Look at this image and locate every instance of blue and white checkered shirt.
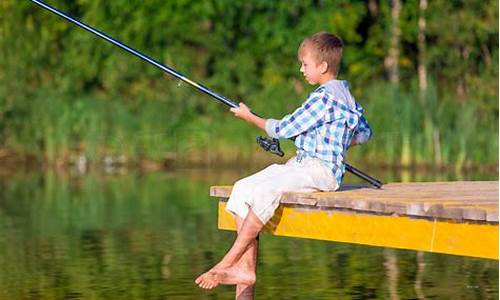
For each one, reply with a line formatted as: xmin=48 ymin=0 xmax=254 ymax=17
xmin=265 ymin=79 xmax=372 ymax=186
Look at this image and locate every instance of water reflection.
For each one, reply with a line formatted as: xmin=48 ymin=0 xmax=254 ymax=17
xmin=0 ymin=168 xmax=497 ymax=299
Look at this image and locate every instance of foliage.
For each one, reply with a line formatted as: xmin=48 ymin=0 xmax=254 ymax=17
xmin=0 ymin=0 xmax=497 ymax=167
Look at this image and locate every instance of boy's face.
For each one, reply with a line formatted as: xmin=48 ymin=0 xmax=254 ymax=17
xmin=299 ymin=47 xmax=328 ymax=85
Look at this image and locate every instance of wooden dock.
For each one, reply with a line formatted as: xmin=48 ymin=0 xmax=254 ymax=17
xmin=210 ymin=181 xmax=499 ymax=260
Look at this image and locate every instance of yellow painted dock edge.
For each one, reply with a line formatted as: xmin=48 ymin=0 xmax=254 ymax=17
xmin=217 ymin=201 xmax=498 ymax=260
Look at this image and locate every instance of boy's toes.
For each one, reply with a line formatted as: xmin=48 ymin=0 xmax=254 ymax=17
xmin=195 ymin=276 xmax=205 ymax=287
xmin=200 ymin=280 xmax=207 ymax=289
xmin=195 ymin=273 xmax=208 ymax=286
xmin=195 ymin=272 xmax=219 ymax=289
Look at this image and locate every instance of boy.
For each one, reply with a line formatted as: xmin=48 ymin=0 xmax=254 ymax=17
xmin=195 ymin=32 xmax=372 ymax=298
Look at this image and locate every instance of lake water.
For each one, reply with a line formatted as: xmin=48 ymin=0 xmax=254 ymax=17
xmin=0 ymin=167 xmax=497 ymax=299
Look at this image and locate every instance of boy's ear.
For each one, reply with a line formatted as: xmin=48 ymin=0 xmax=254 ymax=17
xmin=319 ymin=61 xmax=329 ymax=74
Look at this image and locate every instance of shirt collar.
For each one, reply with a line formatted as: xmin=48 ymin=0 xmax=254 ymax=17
xmin=321 ymin=79 xmax=349 ymax=89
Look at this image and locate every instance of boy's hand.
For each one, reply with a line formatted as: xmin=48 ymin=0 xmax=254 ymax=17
xmin=230 ymin=102 xmax=267 ymax=131
xmin=230 ymin=102 xmax=253 ymax=122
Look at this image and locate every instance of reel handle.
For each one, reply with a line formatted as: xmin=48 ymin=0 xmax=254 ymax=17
xmin=256 ymin=136 xmax=284 ymax=157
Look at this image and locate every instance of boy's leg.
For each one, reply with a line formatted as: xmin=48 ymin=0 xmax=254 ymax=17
xmin=195 ymin=209 xmax=264 ymax=289
xmin=213 ymin=209 xmax=263 ymax=269
xmin=195 ymin=165 xmax=282 ymax=290
xmin=226 ymin=163 xmax=286 ymax=218
xmin=209 ymin=215 xmax=259 ymax=288
xmin=196 ymin=157 xmax=336 ymax=290
xmin=234 ymin=215 xmax=258 ymax=299
xmin=213 ymin=158 xmax=335 ymax=276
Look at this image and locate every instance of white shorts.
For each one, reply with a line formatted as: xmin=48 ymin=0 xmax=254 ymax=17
xmin=225 ymin=156 xmax=339 ymax=224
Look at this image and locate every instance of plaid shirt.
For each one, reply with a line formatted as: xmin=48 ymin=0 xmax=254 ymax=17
xmin=265 ymin=80 xmax=372 ymax=185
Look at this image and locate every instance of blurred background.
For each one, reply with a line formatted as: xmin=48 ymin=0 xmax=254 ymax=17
xmin=0 ymin=0 xmax=498 ymax=171
xmin=0 ymin=1 xmax=498 ymax=299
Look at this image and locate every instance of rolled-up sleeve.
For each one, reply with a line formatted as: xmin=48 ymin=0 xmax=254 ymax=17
xmin=265 ymin=90 xmax=328 ymax=139
xmin=265 ymin=119 xmax=280 ymax=138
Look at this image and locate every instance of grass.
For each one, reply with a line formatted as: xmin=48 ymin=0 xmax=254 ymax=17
xmin=0 ymin=80 xmax=497 ymax=170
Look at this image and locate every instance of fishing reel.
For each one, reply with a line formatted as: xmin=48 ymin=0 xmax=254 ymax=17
xmin=256 ymin=136 xmax=284 ymax=157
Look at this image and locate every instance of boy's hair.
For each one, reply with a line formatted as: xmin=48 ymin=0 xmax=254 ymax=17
xmin=298 ymin=32 xmax=343 ymax=76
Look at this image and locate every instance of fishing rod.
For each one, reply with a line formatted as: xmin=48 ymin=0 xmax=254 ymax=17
xmin=29 ymin=0 xmax=383 ymax=189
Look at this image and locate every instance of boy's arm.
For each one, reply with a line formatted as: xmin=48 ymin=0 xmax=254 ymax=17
xmin=350 ymin=115 xmax=372 ymax=146
xmin=264 ymin=89 xmax=331 ymax=139
xmin=232 ymin=98 xmax=372 ymax=146
xmin=231 ymin=89 xmax=330 ymax=138
xmin=230 ymin=102 xmax=267 ymax=131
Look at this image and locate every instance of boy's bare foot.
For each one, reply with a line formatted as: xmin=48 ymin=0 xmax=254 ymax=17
xmin=212 ymin=265 xmax=256 ymax=286
xmin=195 ymin=260 xmax=232 ymax=289
xmin=195 ymin=271 xmax=219 ymax=289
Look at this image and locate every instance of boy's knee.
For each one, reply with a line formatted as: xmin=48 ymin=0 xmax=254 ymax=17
xmin=232 ymin=180 xmax=253 ymax=196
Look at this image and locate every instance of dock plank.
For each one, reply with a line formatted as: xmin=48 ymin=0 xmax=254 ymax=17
xmin=210 ymin=181 xmax=498 ymax=222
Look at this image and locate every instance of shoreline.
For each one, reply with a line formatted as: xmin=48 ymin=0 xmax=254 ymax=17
xmin=0 ymin=148 xmax=497 ymax=176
